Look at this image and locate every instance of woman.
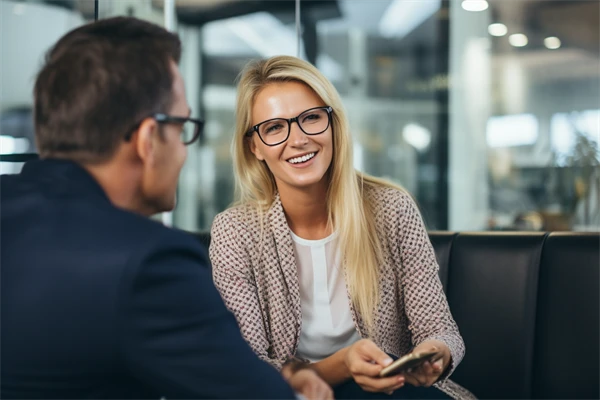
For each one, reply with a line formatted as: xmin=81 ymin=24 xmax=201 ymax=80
xmin=210 ymin=55 xmax=474 ymax=399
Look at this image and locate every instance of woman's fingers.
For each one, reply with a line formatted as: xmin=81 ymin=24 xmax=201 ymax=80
xmin=431 ymin=357 xmax=444 ymax=372
xmin=405 ymin=367 xmax=438 ymax=387
xmin=354 ymin=374 xmax=405 ymax=392
xmin=402 ymin=372 xmax=423 ymax=387
xmin=349 ymin=361 xmax=384 ymax=377
xmin=420 ymin=361 xmax=434 ymax=376
xmin=346 ymin=339 xmax=393 ymax=377
xmin=402 ymin=354 xmax=445 ymax=388
xmin=289 ymin=369 xmax=334 ymax=400
xmin=354 ymin=340 xmax=394 ymax=367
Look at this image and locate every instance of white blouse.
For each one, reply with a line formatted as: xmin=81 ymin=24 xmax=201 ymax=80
xmin=290 ymin=230 xmax=361 ymax=362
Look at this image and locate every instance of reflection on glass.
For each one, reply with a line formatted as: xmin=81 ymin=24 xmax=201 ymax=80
xmin=551 ymin=110 xmax=600 ymax=165
xmin=486 ymin=114 xmax=538 ymax=148
xmin=454 ymin=0 xmax=599 ymax=232
xmin=1 ymin=0 xmax=88 ymax=174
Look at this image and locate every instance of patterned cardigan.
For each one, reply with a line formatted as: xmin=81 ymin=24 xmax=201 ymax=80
xmin=209 ymin=185 xmax=475 ymax=399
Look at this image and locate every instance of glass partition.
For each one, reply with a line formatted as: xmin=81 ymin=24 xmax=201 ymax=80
xmin=2 ymin=0 xmax=598 ymax=232
xmin=449 ymin=0 xmax=599 ymax=231
xmin=0 ymin=0 xmax=89 ymax=174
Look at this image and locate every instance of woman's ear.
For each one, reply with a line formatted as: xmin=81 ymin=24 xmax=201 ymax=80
xmin=248 ymin=136 xmax=265 ymax=161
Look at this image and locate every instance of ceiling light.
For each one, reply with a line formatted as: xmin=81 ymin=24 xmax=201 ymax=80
xmin=488 ymin=23 xmax=507 ymax=37
xmin=544 ymin=36 xmax=561 ymax=50
xmin=509 ymin=33 xmax=528 ymax=47
xmin=379 ymin=0 xmax=441 ymax=38
xmin=461 ymin=0 xmax=488 ymax=12
xmin=402 ymin=124 xmax=431 ymax=152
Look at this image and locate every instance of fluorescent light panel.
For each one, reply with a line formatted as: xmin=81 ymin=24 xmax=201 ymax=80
xmin=486 ymin=114 xmax=538 ymax=148
xmin=379 ymin=0 xmax=441 ymax=39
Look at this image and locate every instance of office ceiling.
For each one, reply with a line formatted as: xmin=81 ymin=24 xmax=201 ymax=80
xmin=42 ymin=0 xmax=599 ymax=57
xmin=40 ymin=0 xmax=598 ymax=87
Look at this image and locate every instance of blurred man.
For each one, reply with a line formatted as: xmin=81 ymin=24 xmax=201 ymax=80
xmin=0 ymin=16 xmax=331 ymax=400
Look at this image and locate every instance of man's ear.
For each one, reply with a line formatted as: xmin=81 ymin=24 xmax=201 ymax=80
xmin=249 ymin=137 xmax=265 ymax=161
xmin=134 ymin=118 xmax=159 ymax=165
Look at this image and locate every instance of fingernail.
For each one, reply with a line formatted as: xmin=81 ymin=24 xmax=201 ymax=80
xmin=383 ymin=357 xmax=393 ymax=366
xmin=398 ymin=376 xmax=404 ymax=382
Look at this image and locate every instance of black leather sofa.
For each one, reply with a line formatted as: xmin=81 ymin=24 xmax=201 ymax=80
xmin=193 ymin=231 xmax=599 ymax=399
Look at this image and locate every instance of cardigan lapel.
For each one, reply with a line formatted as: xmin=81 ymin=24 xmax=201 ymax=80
xmin=267 ymin=194 xmax=302 ymax=347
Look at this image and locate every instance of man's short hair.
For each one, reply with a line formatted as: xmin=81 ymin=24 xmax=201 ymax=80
xmin=34 ymin=16 xmax=181 ymax=163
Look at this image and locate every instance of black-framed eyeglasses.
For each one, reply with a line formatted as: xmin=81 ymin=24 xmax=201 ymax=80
xmin=125 ymin=113 xmax=205 ymax=145
xmin=246 ymin=106 xmax=333 ymax=146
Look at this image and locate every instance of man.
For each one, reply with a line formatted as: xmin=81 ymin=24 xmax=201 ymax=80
xmin=0 ymin=17 xmax=331 ymax=400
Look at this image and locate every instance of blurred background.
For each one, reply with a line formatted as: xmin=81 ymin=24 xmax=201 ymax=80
xmin=1 ymin=0 xmax=599 ymax=232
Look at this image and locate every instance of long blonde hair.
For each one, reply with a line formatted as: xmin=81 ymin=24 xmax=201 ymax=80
xmin=232 ymin=55 xmax=401 ymax=330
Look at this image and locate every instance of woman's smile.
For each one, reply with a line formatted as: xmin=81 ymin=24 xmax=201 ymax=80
xmin=286 ymin=151 xmax=318 ymax=167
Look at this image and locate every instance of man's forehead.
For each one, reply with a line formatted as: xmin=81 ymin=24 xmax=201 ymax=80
xmin=169 ymin=62 xmax=187 ymax=103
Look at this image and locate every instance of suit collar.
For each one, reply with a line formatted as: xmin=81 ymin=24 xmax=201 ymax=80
xmin=20 ymin=158 xmax=111 ymax=205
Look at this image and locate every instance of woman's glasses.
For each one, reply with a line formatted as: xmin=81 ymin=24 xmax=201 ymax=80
xmin=246 ymin=106 xmax=333 ymax=146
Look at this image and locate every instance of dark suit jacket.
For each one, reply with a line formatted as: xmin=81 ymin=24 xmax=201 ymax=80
xmin=1 ymin=159 xmax=295 ymax=399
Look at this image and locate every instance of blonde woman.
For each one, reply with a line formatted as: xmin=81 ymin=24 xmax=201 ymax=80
xmin=210 ymin=55 xmax=474 ymax=399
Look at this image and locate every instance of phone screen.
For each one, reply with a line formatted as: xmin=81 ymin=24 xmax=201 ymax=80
xmin=379 ymin=350 xmax=442 ymax=377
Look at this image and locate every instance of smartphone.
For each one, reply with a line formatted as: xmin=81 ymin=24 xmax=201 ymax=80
xmin=379 ymin=350 xmax=442 ymax=377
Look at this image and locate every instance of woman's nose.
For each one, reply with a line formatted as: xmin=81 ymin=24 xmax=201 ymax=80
xmin=288 ymin=121 xmax=308 ymax=145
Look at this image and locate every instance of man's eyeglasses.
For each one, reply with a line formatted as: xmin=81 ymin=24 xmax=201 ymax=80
xmin=154 ymin=114 xmax=204 ymax=145
xmin=125 ymin=114 xmax=205 ymax=145
xmin=246 ymin=106 xmax=333 ymax=146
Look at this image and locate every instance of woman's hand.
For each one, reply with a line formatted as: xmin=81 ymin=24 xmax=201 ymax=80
xmin=286 ymin=369 xmax=334 ymax=400
xmin=344 ymin=339 xmax=405 ymax=394
xmin=401 ymin=340 xmax=451 ymax=388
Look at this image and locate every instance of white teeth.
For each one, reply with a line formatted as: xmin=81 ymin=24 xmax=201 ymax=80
xmin=288 ymin=152 xmax=315 ymax=164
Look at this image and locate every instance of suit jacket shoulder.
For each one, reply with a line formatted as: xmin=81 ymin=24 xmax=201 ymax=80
xmin=1 ymin=160 xmax=295 ymax=399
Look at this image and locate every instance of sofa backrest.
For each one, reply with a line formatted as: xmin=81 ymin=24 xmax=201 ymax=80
xmin=532 ymin=232 xmax=599 ymax=399
xmin=427 ymin=231 xmax=456 ymax=291
xmin=192 ymin=230 xmax=599 ymax=399
xmin=444 ymin=233 xmax=545 ymax=399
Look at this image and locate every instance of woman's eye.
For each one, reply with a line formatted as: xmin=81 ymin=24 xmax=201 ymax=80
xmin=302 ymin=113 xmax=321 ymax=123
xmin=265 ymin=124 xmax=283 ymax=133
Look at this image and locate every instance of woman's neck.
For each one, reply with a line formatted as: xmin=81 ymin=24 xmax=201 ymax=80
xmin=279 ymin=184 xmax=331 ymax=240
